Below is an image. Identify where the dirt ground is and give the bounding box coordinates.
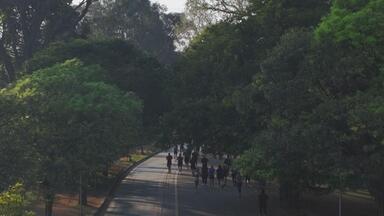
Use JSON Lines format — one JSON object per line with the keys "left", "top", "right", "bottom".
{"left": 32, "top": 147, "right": 155, "bottom": 216}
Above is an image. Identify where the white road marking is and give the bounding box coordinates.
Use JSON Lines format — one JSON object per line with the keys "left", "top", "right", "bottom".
{"left": 175, "top": 168, "right": 179, "bottom": 216}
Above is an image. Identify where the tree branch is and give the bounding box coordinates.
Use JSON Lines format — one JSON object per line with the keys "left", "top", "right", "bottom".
{"left": 75, "top": 0, "right": 97, "bottom": 25}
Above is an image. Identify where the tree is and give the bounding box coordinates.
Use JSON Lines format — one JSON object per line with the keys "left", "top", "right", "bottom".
{"left": 0, "top": 94, "right": 39, "bottom": 191}
{"left": 2, "top": 59, "right": 142, "bottom": 215}
{"left": 313, "top": 0, "right": 384, "bottom": 213}
{"left": 26, "top": 39, "right": 169, "bottom": 130}
{"left": 87, "top": 0, "right": 179, "bottom": 64}
{"left": 0, "top": 0, "right": 95, "bottom": 82}
{"left": 162, "top": 22, "right": 260, "bottom": 152}
{"left": 165, "top": 0, "right": 330, "bottom": 154}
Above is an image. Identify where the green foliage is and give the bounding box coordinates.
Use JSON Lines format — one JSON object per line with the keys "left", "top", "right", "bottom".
{"left": 235, "top": 145, "right": 275, "bottom": 180}
{"left": 316, "top": 0, "right": 384, "bottom": 48}
{"left": 26, "top": 39, "right": 168, "bottom": 128}
{"left": 0, "top": 94, "right": 39, "bottom": 190}
{"left": 87, "top": 0, "right": 178, "bottom": 64}
{"left": 1, "top": 59, "right": 142, "bottom": 203}
{"left": 0, "top": 0, "right": 96, "bottom": 82}
{"left": 164, "top": 0, "right": 384, "bottom": 210}
{"left": 0, "top": 183, "right": 35, "bottom": 216}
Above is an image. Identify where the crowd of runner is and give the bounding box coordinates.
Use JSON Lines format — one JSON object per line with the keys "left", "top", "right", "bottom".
{"left": 165, "top": 144, "right": 269, "bottom": 215}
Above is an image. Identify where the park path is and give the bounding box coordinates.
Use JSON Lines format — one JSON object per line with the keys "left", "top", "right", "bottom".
{"left": 105, "top": 150, "right": 377, "bottom": 216}
{"left": 104, "top": 151, "right": 287, "bottom": 216}
{"left": 105, "top": 152, "right": 175, "bottom": 215}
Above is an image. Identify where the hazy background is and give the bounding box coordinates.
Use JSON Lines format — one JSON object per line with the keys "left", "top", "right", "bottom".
{"left": 152, "top": 0, "right": 185, "bottom": 12}
{"left": 73, "top": 0, "right": 186, "bottom": 12}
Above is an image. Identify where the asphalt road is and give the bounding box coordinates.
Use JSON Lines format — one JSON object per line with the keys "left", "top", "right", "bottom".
{"left": 104, "top": 151, "right": 275, "bottom": 216}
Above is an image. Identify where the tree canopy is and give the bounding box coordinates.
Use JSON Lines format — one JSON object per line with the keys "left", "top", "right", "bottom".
{"left": 162, "top": 0, "right": 384, "bottom": 213}
{"left": 1, "top": 0, "right": 383, "bottom": 214}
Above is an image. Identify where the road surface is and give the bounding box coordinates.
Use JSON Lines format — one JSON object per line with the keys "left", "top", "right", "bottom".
{"left": 105, "top": 151, "right": 376, "bottom": 216}
{"left": 105, "top": 151, "right": 280, "bottom": 216}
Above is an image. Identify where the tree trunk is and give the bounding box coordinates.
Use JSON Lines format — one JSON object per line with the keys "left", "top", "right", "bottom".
{"left": 103, "top": 163, "right": 109, "bottom": 177}
{"left": 0, "top": 39, "right": 16, "bottom": 82}
{"left": 79, "top": 176, "right": 88, "bottom": 206}
{"left": 378, "top": 194, "right": 384, "bottom": 216}
{"left": 81, "top": 186, "right": 88, "bottom": 206}
{"left": 44, "top": 193, "right": 54, "bottom": 216}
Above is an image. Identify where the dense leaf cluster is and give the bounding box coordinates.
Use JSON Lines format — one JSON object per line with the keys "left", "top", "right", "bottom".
{"left": 165, "top": 0, "right": 384, "bottom": 212}
{"left": 0, "top": 40, "right": 165, "bottom": 214}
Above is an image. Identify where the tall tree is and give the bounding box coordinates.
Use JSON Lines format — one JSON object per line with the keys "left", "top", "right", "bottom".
{"left": 87, "top": 0, "right": 179, "bottom": 64}
{"left": 0, "top": 0, "right": 95, "bottom": 82}
{"left": 2, "top": 59, "right": 142, "bottom": 215}
{"left": 26, "top": 39, "right": 169, "bottom": 130}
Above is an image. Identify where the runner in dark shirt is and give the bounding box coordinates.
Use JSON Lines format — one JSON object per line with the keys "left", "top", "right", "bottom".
{"left": 201, "top": 166, "right": 208, "bottom": 184}
{"left": 177, "top": 154, "right": 183, "bottom": 172}
{"left": 183, "top": 151, "right": 190, "bottom": 166}
{"left": 166, "top": 153, "right": 173, "bottom": 173}
{"left": 259, "top": 189, "right": 269, "bottom": 215}
{"left": 173, "top": 146, "right": 178, "bottom": 158}
{"left": 224, "top": 156, "right": 232, "bottom": 167}
{"left": 216, "top": 165, "right": 224, "bottom": 187}
{"left": 236, "top": 173, "right": 243, "bottom": 198}
{"left": 201, "top": 156, "right": 208, "bottom": 168}
{"left": 208, "top": 165, "right": 215, "bottom": 187}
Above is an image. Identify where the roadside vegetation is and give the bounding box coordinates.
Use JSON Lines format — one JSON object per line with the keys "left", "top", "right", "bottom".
{"left": 1, "top": 0, "right": 383, "bottom": 215}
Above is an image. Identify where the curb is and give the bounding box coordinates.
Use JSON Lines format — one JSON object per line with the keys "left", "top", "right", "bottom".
{"left": 94, "top": 150, "right": 163, "bottom": 216}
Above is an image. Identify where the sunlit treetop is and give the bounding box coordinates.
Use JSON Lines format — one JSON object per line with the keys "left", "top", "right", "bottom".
{"left": 316, "top": 0, "right": 384, "bottom": 48}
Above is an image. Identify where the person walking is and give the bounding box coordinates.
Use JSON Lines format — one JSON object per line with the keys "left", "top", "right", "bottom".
{"left": 194, "top": 168, "right": 200, "bottom": 191}
{"left": 259, "top": 189, "right": 269, "bottom": 216}
{"left": 245, "top": 174, "right": 251, "bottom": 186}
{"left": 208, "top": 165, "right": 215, "bottom": 187}
{"left": 201, "top": 155, "right": 208, "bottom": 168}
{"left": 191, "top": 151, "right": 199, "bottom": 164}
{"left": 216, "top": 165, "right": 224, "bottom": 187}
{"left": 190, "top": 157, "right": 197, "bottom": 176}
{"left": 201, "top": 166, "right": 208, "bottom": 184}
{"left": 223, "top": 164, "right": 229, "bottom": 186}
{"left": 166, "top": 153, "right": 173, "bottom": 173}
{"left": 224, "top": 155, "right": 232, "bottom": 167}
{"left": 231, "top": 169, "right": 237, "bottom": 186}
{"left": 236, "top": 173, "right": 243, "bottom": 198}
{"left": 183, "top": 151, "right": 190, "bottom": 167}
{"left": 177, "top": 153, "right": 183, "bottom": 172}
{"left": 173, "top": 145, "right": 178, "bottom": 159}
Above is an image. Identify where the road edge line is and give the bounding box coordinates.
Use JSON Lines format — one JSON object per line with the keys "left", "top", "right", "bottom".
{"left": 175, "top": 171, "right": 179, "bottom": 216}
{"left": 94, "top": 150, "right": 163, "bottom": 216}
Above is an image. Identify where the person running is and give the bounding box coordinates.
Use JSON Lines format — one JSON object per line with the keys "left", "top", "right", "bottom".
{"left": 194, "top": 168, "right": 200, "bottom": 191}
{"left": 183, "top": 151, "right": 190, "bottom": 167}
{"left": 245, "top": 174, "right": 251, "bottom": 186}
{"left": 236, "top": 173, "right": 243, "bottom": 198}
{"left": 216, "top": 165, "right": 224, "bottom": 187}
{"left": 173, "top": 145, "right": 178, "bottom": 158}
{"left": 166, "top": 153, "right": 173, "bottom": 173}
{"left": 191, "top": 159, "right": 197, "bottom": 176}
{"left": 177, "top": 154, "right": 183, "bottom": 172}
{"left": 201, "top": 165, "right": 208, "bottom": 184}
{"left": 208, "top": 165, "right": 215, "bottom": 187}
{"left": 224, "top": 155, "right": 232, "bottom": 167}
{"left": 191, "top": 151, "right": 199, "bottom": 162}
{"left": 201, "top": 155, "right": 208, "bottom": 168}
{"left": 259, "top": 189, "right": 269, "bottom": 216}
{"left": 190, "top": 151, "right": 198, "bottom": 175}
{"left": 223, "top": 164, "right": 230, "bottom": 186}
{"left": 231, "top": 168, "right": 237, "bottom": 186}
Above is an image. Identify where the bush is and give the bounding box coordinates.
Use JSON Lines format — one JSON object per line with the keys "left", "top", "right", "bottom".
{"left": 0, "top": 183, "right": 35, "bottom": 216}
